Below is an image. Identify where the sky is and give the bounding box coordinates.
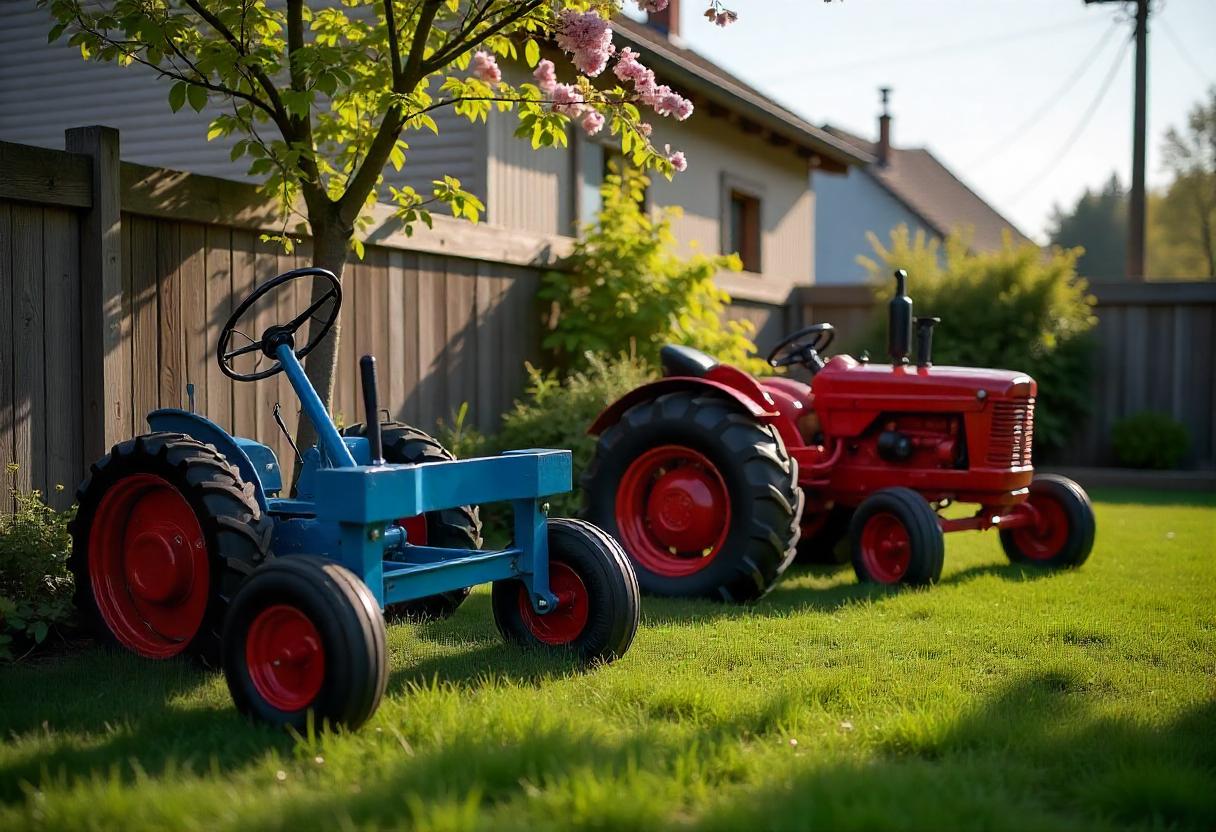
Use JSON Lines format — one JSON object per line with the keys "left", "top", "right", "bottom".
{"left": 638, "top": 0, "right": 1216, "bottom": 242}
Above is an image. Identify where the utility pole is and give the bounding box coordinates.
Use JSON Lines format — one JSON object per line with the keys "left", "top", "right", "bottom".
{"left": 1086, "top": 0, "right": 1150, "bottom": 280}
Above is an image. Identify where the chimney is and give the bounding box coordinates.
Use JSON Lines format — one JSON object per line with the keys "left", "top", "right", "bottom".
{"left": 877, "top": 86, "right": 892, "bottom": 167}
{"left": 649, "top": 0, "right": 680, "bottom": 38}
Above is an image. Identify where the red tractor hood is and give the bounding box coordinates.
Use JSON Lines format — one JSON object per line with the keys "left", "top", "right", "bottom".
{"left": 812, "top": 355, "right": 1037, "bottom": 437}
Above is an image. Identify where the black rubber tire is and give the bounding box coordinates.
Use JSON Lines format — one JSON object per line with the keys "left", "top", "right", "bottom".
{"left": 222, "top": 556, "right": 387, "bottom": 731}
{"left": 491, "top": 518, "right": 640, "bottom": 664}
{"left": 343, "top": 421, "right": 482, "bottom": 621}
{"left": 69, "top": 432, "right": 273, "bottom": 665}
{"left": 1000, "top": 474, "right": 1096, "bottom": 569}
{"left": 849, "top": 487, "right": 945, "bottom": 586}
{"left": 797, "top": 507, "right": 853, "bottom": 565}
{"left": 582, "top": 392, "right": 803, "bottom": 602}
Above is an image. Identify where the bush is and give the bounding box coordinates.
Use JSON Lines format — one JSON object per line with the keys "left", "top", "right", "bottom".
{"left": 858, "top": 226, "right": 1098, "bottom": 455}
{"left": 1111, "top": 411, "right": 1190, "bottom": 469}
{"left": 539, "top": 165, "right": 767, "bottom": 376}
{"left": 0, "top": 469, "right": 75, "bottom": 661}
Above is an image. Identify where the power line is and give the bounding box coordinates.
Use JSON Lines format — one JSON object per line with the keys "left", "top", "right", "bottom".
{"left": 1006, "top": 33, "right": 1133, "bottom": 207}
{"left": 966, "top": 21, "right": 1124, "bottom": 171}
{"left": 1157, "top": 16, "right": 1215, "bottom": 87}
{"left": 758, "top": 15, "right": 1102, "bottom": 81}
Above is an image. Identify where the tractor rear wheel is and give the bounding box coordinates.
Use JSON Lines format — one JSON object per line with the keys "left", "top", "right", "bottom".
{"left": 70, "top": 432, "right": 272, "bottom": 665}
{"left": 1000, "top": 474, "right": 1095, "bottom": 569}
{"left": 491, "top": 519, "right": 639, "bottom": 664}
{"left": 582, "top": 392, "right": 803, "bottom": 602}
{"left": 222, "top": 556, "right": 387, "bottom": 730}
{"left": 849, "top": 488, "right": 944, "bottom": 586}
{"left": 343, "top": 421, "right": 482, "bottom": 621}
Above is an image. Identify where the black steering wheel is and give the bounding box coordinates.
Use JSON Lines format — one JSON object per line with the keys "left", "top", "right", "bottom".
{"left": 767, "top": 323, "right": 835, "bottom": 372}
{"left": 217, "top": 268, "right": 342, "bottom": 382}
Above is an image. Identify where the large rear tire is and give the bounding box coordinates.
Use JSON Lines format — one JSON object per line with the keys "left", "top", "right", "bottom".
{"left": 222, "top": 556, "right": 387, "bottom": 730}
{"left": 343, "top": 421, "right": 482, "bottom": 621}
{"left": 69, "top": 432, "right": 272, "bottom": 665}
{"left": 582, "top": 392, "right": 802, "bottom": 602}
{"left": 1000, "top": 474, "right": 1095, "bottom": 569}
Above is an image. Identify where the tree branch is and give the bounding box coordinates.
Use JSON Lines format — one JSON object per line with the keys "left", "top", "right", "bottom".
{"left": 401, "top": 0, "right": 443, "bottom": 87}
{"left": 422, "top": 0, "right": 545, "bottom": 75}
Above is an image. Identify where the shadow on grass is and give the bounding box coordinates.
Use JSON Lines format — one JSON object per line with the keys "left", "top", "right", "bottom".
{"left": 698, "top": 671, "right": 1216, "bottom": 831}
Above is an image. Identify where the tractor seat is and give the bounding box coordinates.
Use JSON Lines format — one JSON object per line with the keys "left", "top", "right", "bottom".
{"left": 660, "top": 344, "right": 719, "bottom": 378}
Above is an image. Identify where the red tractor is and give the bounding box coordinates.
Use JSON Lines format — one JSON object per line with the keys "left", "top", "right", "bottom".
{"left": 582, "top": 270, "right": 1096, "bottom": 602}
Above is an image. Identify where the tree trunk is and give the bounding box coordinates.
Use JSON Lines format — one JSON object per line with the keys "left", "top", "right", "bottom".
{"left": 293, "top": 210, "right": 352, "bottom": 461}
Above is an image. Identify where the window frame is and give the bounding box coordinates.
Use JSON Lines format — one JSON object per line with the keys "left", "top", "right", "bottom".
{"left": 720, "top": 173, "right": 765, "bottom": 275}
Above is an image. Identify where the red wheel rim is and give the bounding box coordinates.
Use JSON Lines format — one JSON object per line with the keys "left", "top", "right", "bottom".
{"left": 87, "top": 473, "right": 210, "bottom": 658}
{"left": 1010, "top": 493, "right": 1070, "bottom": 560}
{"left": 859, "top": 511, "right": 912, "bottom": 584}
{"left": 245, "top": 604, "right": 326, "bottom": 712}
{"left": 615, "top": 445, "right": 731, "bottom": 577}
{"left": 516, "top": 561, "right": 589, "bottom": 645}
{"left": 398, "top": 515, "right": 428, "bottom": 545}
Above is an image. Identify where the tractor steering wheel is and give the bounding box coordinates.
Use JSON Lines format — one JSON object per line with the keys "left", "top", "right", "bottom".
{"left": 217, "top": 268, "right": 342, "bottom": 382}
{"left": 766, "top": 323, "right": 835, "bottom": 372}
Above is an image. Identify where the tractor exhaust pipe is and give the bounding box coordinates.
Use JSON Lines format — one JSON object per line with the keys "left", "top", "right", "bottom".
{"left": 359, "top": 354, "right": 385, "bottom": 465}
{"left": 916, "top": 317, "right": 940, "bottom": 368}
{"left": 888, "top": 269, "right": 913, "bottom": 365}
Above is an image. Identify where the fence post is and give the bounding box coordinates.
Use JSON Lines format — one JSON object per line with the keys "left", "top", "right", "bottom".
{"left": 65, "top": 126, "right": 127, "bottom": 463}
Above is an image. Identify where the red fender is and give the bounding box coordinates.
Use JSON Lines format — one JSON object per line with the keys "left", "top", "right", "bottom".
{"left": 588, "top": 375, "right": 779, "bottom": 436}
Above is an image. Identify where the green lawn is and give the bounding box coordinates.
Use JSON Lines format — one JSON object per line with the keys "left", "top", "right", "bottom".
{"left": 1, "top": 488, "right": 1213, "bottom": 831}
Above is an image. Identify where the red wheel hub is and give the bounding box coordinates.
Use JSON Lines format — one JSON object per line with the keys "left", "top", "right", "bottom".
{"left": 859, "top": 512, "right": 911, "bottom": 584}
{"left": 87, "top": 474, "right": 210, "bottom": 658}
{"left": 516, "top": 561, "right": 589, "bottom": 645}
{"left": 397, "top": 515, "right": 428, "bottom": 545}
{"left": 1009, "top": 494, "right": 1070, "bottom": 560}
{"left": 245, "top": 604, "right": 326, "bottom": 712}
{"left": 615, "top": 445, "right": 731, "bottom": 577}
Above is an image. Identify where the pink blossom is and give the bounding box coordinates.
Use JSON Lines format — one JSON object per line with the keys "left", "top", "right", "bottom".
{"left": 581, "top": 110, "right": 606, "bottom": 136}
{"left": 669, "top": 149, "right": 688, "bottom": 172}
{"left": 533, "top": 59, "right": 557, "bottom": 94}
{"left": 551, "top": 82, "right": 587, "bottom": 118}
{"left": 638, "top": 122, "right": 653, "bottom": 137}
{"left": 635, "top": 0, "right": 669, "bottom": 12}
{"left": 470, "top": 51, "right": 501, "bottom": 84}
{"left": 555, "top": 10, "right": 614, "bottom": 77}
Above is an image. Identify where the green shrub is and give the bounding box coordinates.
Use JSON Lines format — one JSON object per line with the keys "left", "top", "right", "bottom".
{"left": 1111, "top": 411, "right": 1190, "bottom": 469}
{"left": 858, "top": 226, "right": 1098, "bottom": 455}
{"left": 0, "top": 469, "right": 76, "bottom": 661}
{"left": 539, "top": 165, "right": 766, "bottom": 376}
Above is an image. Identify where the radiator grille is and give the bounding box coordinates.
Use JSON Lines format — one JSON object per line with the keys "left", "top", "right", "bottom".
{"left": 987, "top": 398, "right": 1035, "bottom": 467}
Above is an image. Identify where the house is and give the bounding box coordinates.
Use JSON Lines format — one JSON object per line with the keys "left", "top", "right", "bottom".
{"left": 0, "top": 0, "right": 867, "bottom": 340}
{"left": 814, "top": 89, "right": 1035, "bottom": 284}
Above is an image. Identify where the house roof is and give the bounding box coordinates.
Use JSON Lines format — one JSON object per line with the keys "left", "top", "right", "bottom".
{"left": 822, "top": 125, "right": 1035, "bottom": 251}
{"left": 611, "top": 17, "right": 870, "bottom": 172}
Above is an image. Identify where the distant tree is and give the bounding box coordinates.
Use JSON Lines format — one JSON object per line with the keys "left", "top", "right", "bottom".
{"left": 1149, "top": 88, "right": 1216, "bottom": 279}
{"left": 1047, "top": 174, "right": 1127, "bottom": 280}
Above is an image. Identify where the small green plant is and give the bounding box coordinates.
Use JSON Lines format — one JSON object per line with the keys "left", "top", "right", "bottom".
{"left": 1111, "top": 411, "right": 1190, "bottom": 470}
{"left": 859, "top": 226, "right": 1098, "bottom": 455}
{"left": 0, "top": 467, "right": 76, "bottom": 661}
{"left": 540, "top": 165, "right": 766, "bottom": 376}
{"left": 434, "top": 402, "right": 489, "bottom": 461}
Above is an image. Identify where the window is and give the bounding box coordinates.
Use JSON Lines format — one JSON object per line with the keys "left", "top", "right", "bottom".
{"left": 575, "top": 136, "right": 647, "bottom": 231}
{"left": 728, "top": 190, "right": 762, "bottom": 273}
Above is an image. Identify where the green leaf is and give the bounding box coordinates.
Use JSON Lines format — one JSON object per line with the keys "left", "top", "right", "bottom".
{"left": 168, "top": 81, "right": 186, "bottom": 113}
{"left": 525, "top": 39, "right": 540, "bottom": 68}
{"left": 32, "top": 621, "right": 48, "bottom": 643}
{"left": 186, "top": 84, "right": 207, "bottom": 113}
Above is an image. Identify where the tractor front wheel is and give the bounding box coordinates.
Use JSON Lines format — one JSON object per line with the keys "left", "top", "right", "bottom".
{"left": 223, "top": 556, "right": 387, "bottom": 730}
{"left": 1000, "top": 474, "right": 1095, "bottom": 569}
{"left": 343, "top": 421, "right": 482, "bottom": 621}
{"left": 491, "top": 519, "right": 639, "bottom": 664}
{"left": 850, "top": 488, "right": 944, "bottom": 586}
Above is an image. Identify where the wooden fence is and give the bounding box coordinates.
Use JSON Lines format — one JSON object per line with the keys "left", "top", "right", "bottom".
{"left": 795, "top": 281, "right": 1216, "bottom": 469}
{"left": 1, "top": 129, "right": 568, "bottom": 507}
{"left": 3, "top": 128, "right": 1211, "bottom": 513}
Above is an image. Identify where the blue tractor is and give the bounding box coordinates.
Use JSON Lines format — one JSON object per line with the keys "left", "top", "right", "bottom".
{"left": 69, "top": 268, "right": 640, "bottom": 729}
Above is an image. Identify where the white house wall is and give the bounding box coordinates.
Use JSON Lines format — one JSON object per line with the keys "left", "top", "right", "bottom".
{"left": 814, "top": 167, "right": 936, "bottom": 284}
{"left": 648, "top": 115, "right": 814, "bottom": 298}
